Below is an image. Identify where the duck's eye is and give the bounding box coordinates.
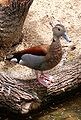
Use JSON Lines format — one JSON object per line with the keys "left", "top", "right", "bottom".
{"left": 58, "top": 28, "right": 60, "bottom": 31}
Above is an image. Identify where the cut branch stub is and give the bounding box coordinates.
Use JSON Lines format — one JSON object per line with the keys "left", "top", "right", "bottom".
{"left": 0, "top": 72, "right": 47, "bottom": 114}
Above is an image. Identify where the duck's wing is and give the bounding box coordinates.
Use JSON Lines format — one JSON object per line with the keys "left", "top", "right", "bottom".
{"left": 14, "top": 44, "right": 49, "bottom": 56}
{"left": 19, "top": 54, "right": 45, "bottom": 69}
{"left": 6, "top": 44, "right": 49, "bottom": 63}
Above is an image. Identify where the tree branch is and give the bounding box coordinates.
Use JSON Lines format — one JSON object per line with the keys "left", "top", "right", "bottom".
{"left": 0, "top": 0, "right": 33, "bottom": 48}
{"left": 0, "top": 56, "right": 81, "bottom": 114}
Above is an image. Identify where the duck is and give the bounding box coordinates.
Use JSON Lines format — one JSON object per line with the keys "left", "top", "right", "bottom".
{"left": 6, "top": 23, "right": 71, "bottom": 87}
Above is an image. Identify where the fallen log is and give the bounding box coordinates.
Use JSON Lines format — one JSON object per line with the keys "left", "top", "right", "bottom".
{"left": 0, "top": 55, "right": 81, "bottom": 114}
{"left": 0, "top": 0, "right": 33, "bottom": 48}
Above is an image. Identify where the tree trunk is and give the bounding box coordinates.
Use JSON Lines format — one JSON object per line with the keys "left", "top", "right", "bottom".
{"left": 0, "top": 0, "right": 33, "bottom": 48}
{"left": 0, "top": 55, "right": 81, "bottom": 114}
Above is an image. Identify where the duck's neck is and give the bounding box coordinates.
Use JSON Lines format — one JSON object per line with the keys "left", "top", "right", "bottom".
{"left": 47, "top": 36, "right": 62, "bottom": 59}
{"left": 52, "top": 35, "right": 60, "bottom": 43}
{"left": 50, "top": 36, "right": 61, "bottom": 50}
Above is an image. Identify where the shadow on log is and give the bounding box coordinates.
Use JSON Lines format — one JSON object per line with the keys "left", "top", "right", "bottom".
{"left": 0, "top": 55, "right": 81, "bottom": 115}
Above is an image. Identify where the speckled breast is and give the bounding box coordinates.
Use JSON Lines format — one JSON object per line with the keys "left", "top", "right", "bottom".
{"left": 39, "top": 42, "right": 62, "bottom": 71}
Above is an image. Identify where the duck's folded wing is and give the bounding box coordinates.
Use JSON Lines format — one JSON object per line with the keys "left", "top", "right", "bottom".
{"left": 19, "top": 54, "right": 45, "bottom": 69}
{"left": 6, "top": 45, "right": 49, "bottom": 64}
{"left": 14, "top": 45, "right": 49, "bottom": 56}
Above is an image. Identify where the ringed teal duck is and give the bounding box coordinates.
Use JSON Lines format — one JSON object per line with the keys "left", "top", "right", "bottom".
{"left": 6, "top": 23, "right": 71, "bottom": 87}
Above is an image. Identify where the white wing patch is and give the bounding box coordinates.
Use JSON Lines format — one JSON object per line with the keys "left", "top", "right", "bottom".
{"left": 11, "top": 58, "right": 18, "bottom": 63}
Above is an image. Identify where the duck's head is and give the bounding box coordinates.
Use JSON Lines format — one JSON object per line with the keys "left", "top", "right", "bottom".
{"left": 50, "top": 23, "right": 71, "bottom": 42}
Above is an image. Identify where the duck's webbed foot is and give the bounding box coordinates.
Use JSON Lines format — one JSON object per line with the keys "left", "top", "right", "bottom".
{"left": 35, "top": 71, "right": 54, "bottom": 87}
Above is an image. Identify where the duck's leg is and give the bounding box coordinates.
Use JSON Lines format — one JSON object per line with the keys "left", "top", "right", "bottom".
{"left": 35, "top": 71, "right": 54, "bottom": 87}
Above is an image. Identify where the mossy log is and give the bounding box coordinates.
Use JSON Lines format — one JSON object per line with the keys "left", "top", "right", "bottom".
{"left": 0, "top": 0, "right": 33, "bottom": 48}
{"left": 0, "top": 55, "right": 81, "bottom": 114}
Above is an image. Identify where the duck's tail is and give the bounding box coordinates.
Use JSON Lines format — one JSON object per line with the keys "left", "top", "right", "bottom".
{"left": 6, "top": 54, "right": 19, "bottom": 63}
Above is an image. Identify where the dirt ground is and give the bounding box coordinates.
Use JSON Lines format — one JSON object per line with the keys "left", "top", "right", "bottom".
{"left": 0, "top": 0, "right": 81, "bottom": 80}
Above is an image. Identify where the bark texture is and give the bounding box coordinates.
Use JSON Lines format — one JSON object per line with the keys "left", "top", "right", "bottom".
{"left": 0, "top": 0, "right": 33, "bottom": 48}
{"left": 0, "top": 55, "right": 81, "bottom": 114}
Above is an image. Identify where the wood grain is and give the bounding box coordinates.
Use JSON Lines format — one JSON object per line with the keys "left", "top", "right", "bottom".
{"left": 0, "top": 55, "right": 81, "bottom": 114}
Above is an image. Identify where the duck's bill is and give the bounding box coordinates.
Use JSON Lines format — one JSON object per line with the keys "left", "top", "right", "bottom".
{"left": 63, "top": 32, "right": 71, "bottom": 42}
